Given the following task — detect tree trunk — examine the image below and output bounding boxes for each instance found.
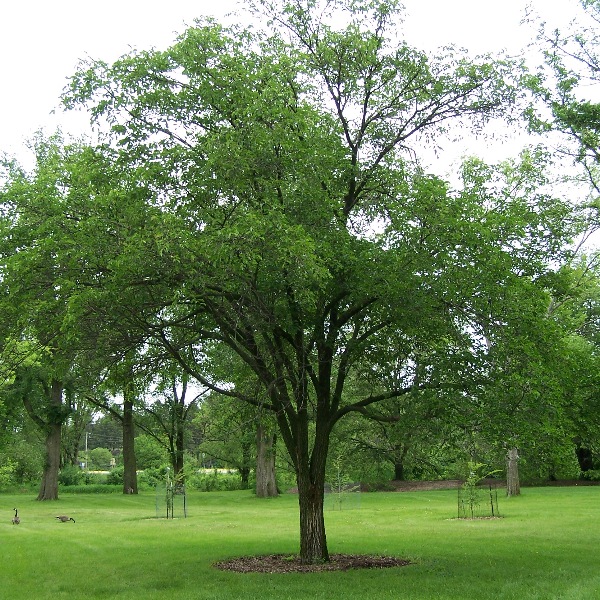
[239,466,251,488]
[256,422,278,497]
[292,409,330,564]
[394,460,405,481]
[506,447,520,497]
[240,434,253,490]
[297,466,328,564]
[576,446,594,472]
[173,397,185,485]
[122,397,138,494]
[37,380,63,501]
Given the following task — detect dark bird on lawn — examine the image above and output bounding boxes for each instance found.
[12,508,20,525]
[55,515,75,523]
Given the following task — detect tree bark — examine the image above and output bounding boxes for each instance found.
[37,380,63,501]
[297,466,328,564]
[122,397,138,494]
[256,422,278,497]
[576,446,594,472]
[394,461,405,481]
[292,409,330,564]
[173,394,185,484]
[506,447,521,497]
[239,466,251,488]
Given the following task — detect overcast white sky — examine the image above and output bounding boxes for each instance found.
[0,0,583,167]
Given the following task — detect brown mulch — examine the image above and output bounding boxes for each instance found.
[214,554,411,573]
[386,479,464,492]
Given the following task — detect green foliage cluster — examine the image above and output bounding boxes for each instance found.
[58,465,86,487]
[105,466,124,486]
[134,435,168,470]
[457,462,501,519]
[0,459,17,488]
[88,447,113,470]
[581,469,600,481]
[186,470,247,492]
[0,438,43,488]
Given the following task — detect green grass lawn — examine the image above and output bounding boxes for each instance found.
[1,486,598,599]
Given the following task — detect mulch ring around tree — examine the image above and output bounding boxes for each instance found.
[214,554,411,573]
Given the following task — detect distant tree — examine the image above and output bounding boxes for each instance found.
[61,398,96,468]
[137,369,206,482]
[194,394,256,488]
[134,434,167,470]
[531,1,600,180]
[87,415,123,453]
[89,447,113,470]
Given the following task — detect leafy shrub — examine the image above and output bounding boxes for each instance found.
[106,465,124,486]
[276,470,296,492]
[58,465,85,486]
[135,435,168,470]
[187,469,245,491]
[0,458,17,488]
[138,466,170,489]
[83,471,108,485]
[518,443,581,482]
[340,453,393,486]
[1,439,43,484]
[458,462,501,519]
[89,447,114,470]
[581,469,600,481]
[360,481,396,492]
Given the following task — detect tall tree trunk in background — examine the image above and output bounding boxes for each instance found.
[122,381,138,494]
[506,447,521,497]
[173,391,185,484]
[256,422,278,497]
[239,465,251,488]
[37,380,64,501]
[394,461,405,481]
[393,444,410,481]
[240,437,252,489]
[576,446,594,472]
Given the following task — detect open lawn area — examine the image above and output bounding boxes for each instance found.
[1,486,599,599]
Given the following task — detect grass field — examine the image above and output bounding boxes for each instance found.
[1,486,599,599]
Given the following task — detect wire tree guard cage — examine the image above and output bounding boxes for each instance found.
[155,467,187,519]
[457,480,501,519]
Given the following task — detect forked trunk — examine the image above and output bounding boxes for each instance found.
[297,470,329,564]
[274,375,331,563]
[294,422,330,564]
